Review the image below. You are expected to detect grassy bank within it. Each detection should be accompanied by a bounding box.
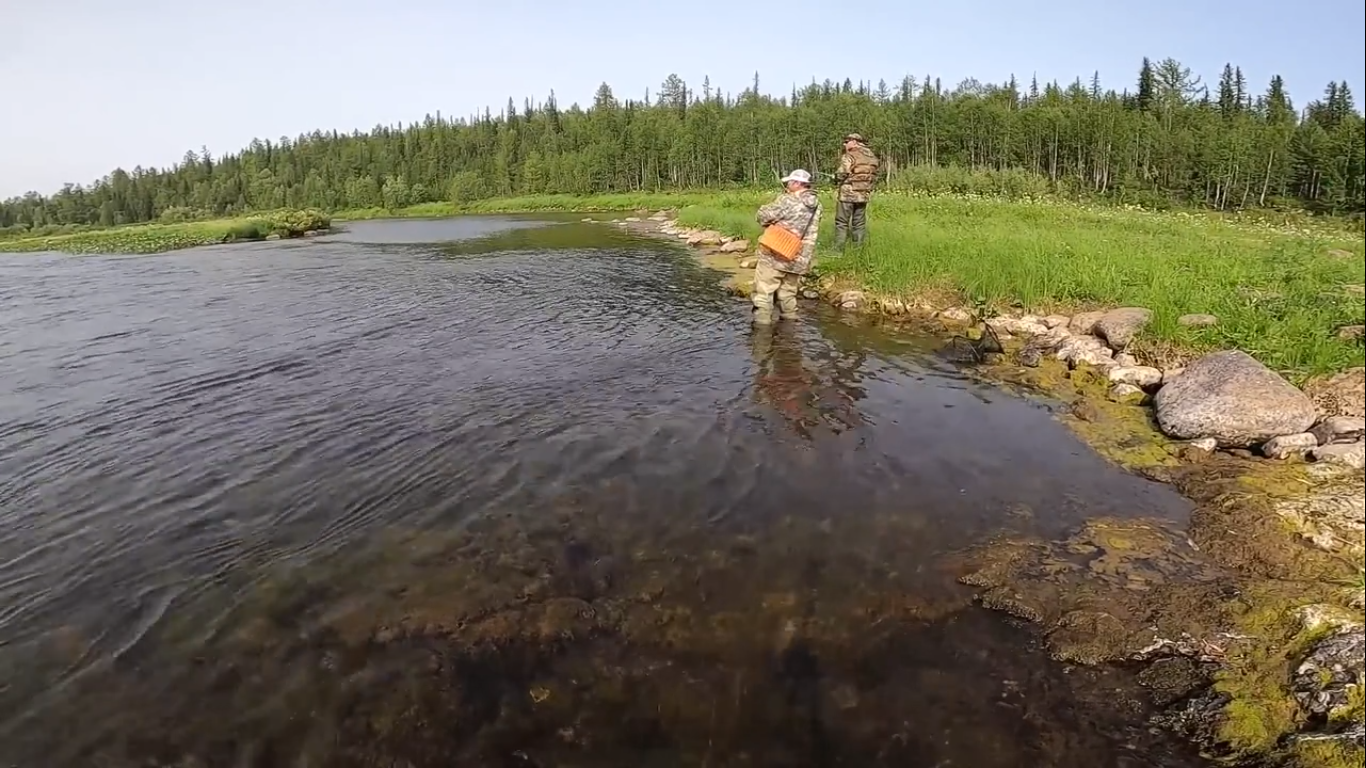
[663,191,1363,380]
[0,209,330,255]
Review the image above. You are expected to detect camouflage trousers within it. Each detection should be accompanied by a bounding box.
[751,260,802,322]
[834,201,868,248]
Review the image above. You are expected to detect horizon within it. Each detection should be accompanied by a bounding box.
[4,0,1363,200]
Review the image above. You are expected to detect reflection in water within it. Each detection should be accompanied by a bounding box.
[0,217,1206,767]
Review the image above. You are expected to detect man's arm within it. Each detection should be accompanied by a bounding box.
[834,152,852,183]
[756,194,785,225]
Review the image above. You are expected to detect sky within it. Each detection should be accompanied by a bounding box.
[2,0,1363,199]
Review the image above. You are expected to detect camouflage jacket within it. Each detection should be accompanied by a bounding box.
[835,145,880,203]
[755,188,822,275]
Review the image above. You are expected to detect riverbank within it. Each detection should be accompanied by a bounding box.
[0,209,331,255]
[613,208,1364,768]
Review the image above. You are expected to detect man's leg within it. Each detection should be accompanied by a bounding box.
[851,202,868,245]
[751,260,780,324]
[833,200,851,249]
[776,270,801,319]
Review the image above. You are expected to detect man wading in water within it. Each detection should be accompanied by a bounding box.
[833,133,879,248]
[751,169,822,325]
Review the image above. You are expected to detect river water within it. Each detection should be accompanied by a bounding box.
[0,216,1206,767]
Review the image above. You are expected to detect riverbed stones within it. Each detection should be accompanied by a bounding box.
[1303,367,1365,419]
[1055,335,1115,369]
[1153,350,1318,447]
[1178,314,1219,328]
[718,239,749,253]
[1113,352,1138,367]
[686,230,724,246]
[1068,310,1105,335]
[1093,307,1153,350]
[1108,365,1163,389]
[987,315,1050,337]
[1312,415,1366,446]
[1261,433,1318,459]
[1042,314,1070,329]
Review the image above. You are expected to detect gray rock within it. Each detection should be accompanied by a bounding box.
[1311,416,1366,445]
[719,239,749,253]
[1108,365,1163,388]
[1261,433,1318,459]
[1110,383,1146,403]
[648,211,670,221]
[988,315,1051,337]
[1114,352,1139,367]
[1019,347,1044,368]
[1042,314,1071,329]
[1178,313,1219,328]
[1309,440,1366,470]
[1302,368,1366,420]
[1153,350,1318,447]
[1055,335,1115,369]
[623,216,641,222]
[1093,307,1153,350]
[1292,626,1364,719]
[1162,367,1185,384]
[800,288,820,300]
[1068,310,1106,335]
[265,233,282,241]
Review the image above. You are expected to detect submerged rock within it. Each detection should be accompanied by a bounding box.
[1153,350,1318,447]
[836,290,866,310]
[1093,307,1153,350]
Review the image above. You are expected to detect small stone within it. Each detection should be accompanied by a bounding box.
[1110,383,1146,403]
[1309,440,1366,470]
[1338,324,1365,341]
[687,230,724,246]
[649,211,669,221]
[1311,415,1366,445]
[836,290,866,310]
[1043,315,1070,329]
[1108,365,1163,388]
[1019,348,1043,368]
[937,307,974,324]
[1093,307,1153,350]
[581,217,595,223]
[1190,438,1219,452]
[1069,310,1106,336]
[719,239,749,253]
[1178,314,1219,328]
[1261,433,1318,459]
[265,233,282,241]
[1055,335,1115,369]
[800,288,820,300]
[623,217,641,222]
[1114,352,1138,367]
[987,315,1050,337]
[738,257,757,269]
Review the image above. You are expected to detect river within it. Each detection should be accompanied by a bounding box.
[0,216,1207,767]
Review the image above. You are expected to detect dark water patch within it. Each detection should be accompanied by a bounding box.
[0,216,1203,766]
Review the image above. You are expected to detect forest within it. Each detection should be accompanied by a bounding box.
[2,57,1363,237]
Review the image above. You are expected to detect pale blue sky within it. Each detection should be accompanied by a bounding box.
[3,0,1362,198]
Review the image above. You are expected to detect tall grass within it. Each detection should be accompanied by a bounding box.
[676,192,1364,379]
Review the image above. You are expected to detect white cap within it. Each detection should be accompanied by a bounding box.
[780,169,812,184]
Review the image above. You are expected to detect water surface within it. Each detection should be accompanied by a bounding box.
[0,217,1204,766]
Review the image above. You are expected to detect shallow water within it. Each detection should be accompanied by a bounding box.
[0,216,1205,766]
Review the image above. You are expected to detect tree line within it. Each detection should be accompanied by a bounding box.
[2,57,1363,236]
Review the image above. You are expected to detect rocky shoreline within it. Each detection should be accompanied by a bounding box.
[606,210,1366,766]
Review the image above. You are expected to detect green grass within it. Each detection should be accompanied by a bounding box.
[668,191,1363,380]
[0,209,330,255]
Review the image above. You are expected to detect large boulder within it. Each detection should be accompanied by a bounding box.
[1093,307,1153,350]
[1153,350,1318,447]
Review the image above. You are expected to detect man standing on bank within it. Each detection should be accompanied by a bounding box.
[833,133,880,248]
[751,169,822,324]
